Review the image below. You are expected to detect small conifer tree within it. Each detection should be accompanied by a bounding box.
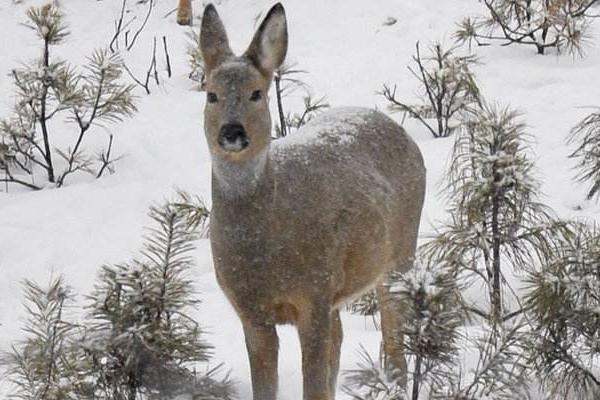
[390,261,462,399]
[343,258,530,400]
[525,222,600,398]
[3,194,233,400]
[381,42,481,138]
[423,104,561,322]
[456,0,599,56]
[343,257,463,400]
[1,277,82,400]
[80,195,230,400]
[0,5,136,190]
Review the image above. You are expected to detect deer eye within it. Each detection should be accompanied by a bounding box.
[207,92,218,104]
[249,90,262,102]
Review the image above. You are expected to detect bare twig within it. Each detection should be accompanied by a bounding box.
[123,37,159,94]
[96,134,119,179]
[152,37,159,85]
[163,36,172,78]
[164,7,178,18]
[127,0,154,51]
[109,0,127,53]
[0,167,42,190]
[381,84,438,138]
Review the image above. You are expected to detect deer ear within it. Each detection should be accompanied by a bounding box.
[200,4,233,72]
[244,3,288,76]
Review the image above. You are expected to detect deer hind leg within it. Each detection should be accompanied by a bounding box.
[243,321,279,400]
[376,281,407,384]
[377,216,421,384]
[328,309,343,398]
[298,302,335,400]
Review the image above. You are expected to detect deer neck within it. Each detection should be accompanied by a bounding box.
[211,148,274,204]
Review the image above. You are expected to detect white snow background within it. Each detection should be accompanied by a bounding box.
[0,0,599,399]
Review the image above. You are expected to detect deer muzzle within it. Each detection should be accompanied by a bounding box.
[218,123,250,152]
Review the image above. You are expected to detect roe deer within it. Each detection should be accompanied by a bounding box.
[200,3,426,400]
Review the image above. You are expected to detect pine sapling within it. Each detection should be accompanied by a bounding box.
[80,195,231,400]
[456,0,600,56]
[1,277,81,400]
[5,5,71,185]
[391,260,462,399]
[0,5,136,190]
[381,42,481,138]
[1,194,226,400]
[343,268,531,400]
[343,257,463,400]
[525,222,600,398]
[423,103,563,322]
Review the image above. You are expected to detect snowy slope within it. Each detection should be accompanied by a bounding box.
[1,0,599,399]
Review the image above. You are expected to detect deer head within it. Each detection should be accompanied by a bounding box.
[200,3,288,163]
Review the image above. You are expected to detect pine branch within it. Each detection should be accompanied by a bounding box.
[567,108,600,201]
[525,222,600,397]
[109,0,128,53]
[457,0,598,56]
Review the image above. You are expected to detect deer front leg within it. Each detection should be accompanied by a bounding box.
[243,321,279,400]
[298,303,335,400]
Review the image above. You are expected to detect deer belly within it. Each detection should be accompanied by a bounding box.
[334,237,392,307]
[213,259,305,320]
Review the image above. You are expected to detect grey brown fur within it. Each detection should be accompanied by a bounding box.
[200,4,426,400]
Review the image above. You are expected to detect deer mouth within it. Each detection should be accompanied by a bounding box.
[218,123,250,152]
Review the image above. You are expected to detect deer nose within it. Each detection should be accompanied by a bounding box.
[218,123,250,152]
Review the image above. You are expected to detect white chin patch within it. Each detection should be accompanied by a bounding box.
[222,137,248,152]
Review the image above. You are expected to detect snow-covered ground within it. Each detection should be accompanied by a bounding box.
[1,0,599,399]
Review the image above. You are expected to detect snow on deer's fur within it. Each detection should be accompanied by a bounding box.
[200,3,426,400]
